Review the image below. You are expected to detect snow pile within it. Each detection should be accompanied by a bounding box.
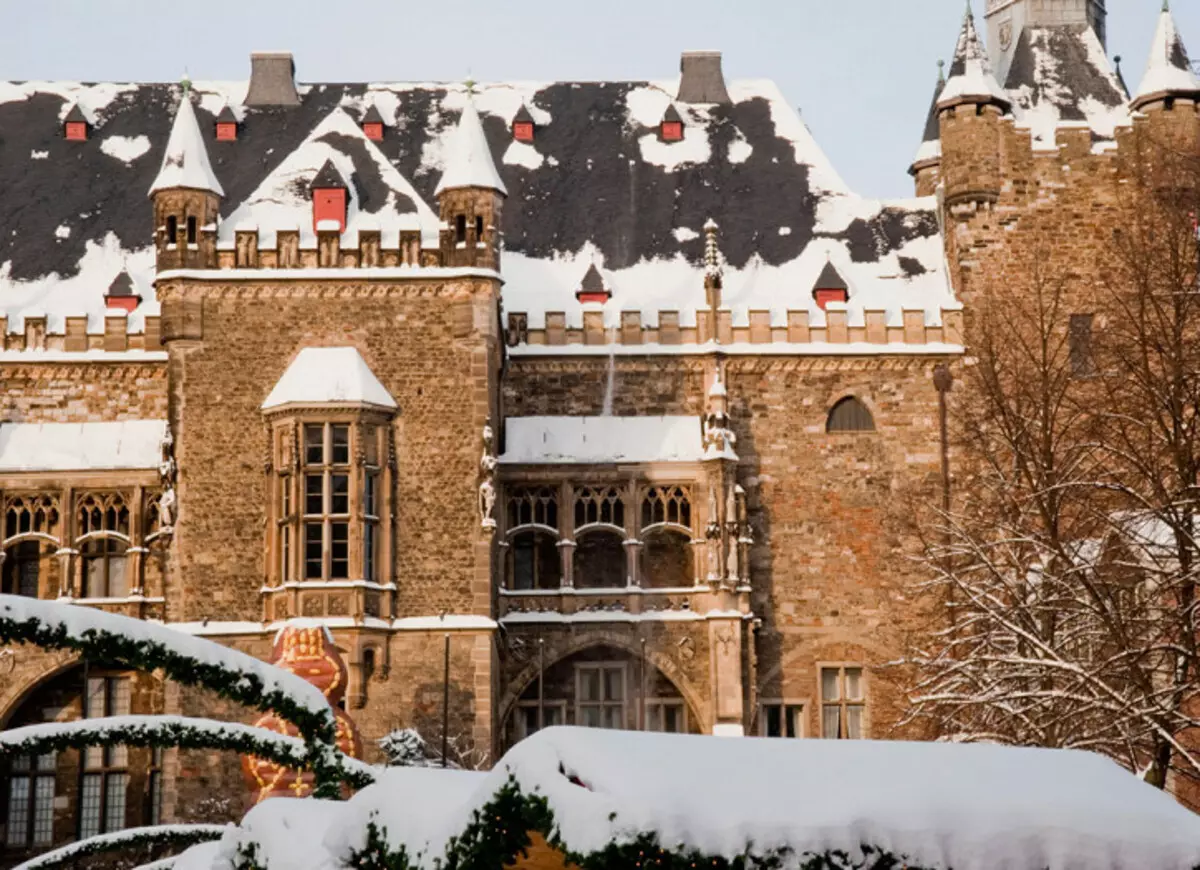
[1133,6,1200,106]
[100,134,152,164]
[261,347,397,411]
[13,824,225,870]
[219,107,438,251]
[500,416,708,464]
[148,94,223,197]
[0,420,166,472]
[434,98,507,196]
[171,728,1200,870]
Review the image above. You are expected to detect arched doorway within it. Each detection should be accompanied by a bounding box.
[502,644,700,748]
[0,666,163,862]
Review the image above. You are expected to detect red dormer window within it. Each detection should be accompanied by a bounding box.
[814,288,848,310]
[660,105,684,143]
[812,261,849,311]
[575,263,610,304]
[64,105,88,141]
[362,105,386,142]
[512,105,536,143]
[216,106,238,141]
[310,159,348,234]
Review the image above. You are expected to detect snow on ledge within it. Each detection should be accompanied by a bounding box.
[0,350,168,363]
[154,265,503,283]
[0,420,166,472]
[501,416,706,465]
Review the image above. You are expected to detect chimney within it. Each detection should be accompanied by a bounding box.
[677,51,731,105]
[246,52,300,107]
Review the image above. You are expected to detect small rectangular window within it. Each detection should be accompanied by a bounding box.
[304,523,323,580]
[1069,313,1095,375]
[455,214,467,244]
[304,425,324,465]
[475,216,484,239]
[330,425,350,465]
[186,216,197,245]
[821,666,865,739]
[330,522,349,579]
[330,474,349,515]
[165,215,177,242]
[761,702,805,738]
[363,523,376,583]
[281,526,292,583]
[305,475,324,516]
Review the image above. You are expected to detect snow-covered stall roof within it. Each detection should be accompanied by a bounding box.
[1132,5,1200,110]
[261,347,397,411]
[0,75,950,347]
[0,420,166,472]
[176,727,1200,870]
[500,416,707,465]
[1003,25,1131,151]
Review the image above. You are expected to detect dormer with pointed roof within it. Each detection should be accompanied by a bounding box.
[310,158,349,234]
[1131,2,1200,112]
[909,61,946,195]
[512,104,535,143]
[813,260,849,310]
[150,83,223,271]
[63,103,88,141]
[437,95,506,270]
[575,263,610,304]
[104,269,140,313]
[362,103,385,142]
[660,104,685,143]
[938,6,1011,114]
[216,104,239,142]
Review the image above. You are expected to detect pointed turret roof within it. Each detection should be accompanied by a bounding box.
[64,103,87,125]
[309,158,347,191]
[912,61,946,169]
[579,263,607,295]
[662,104,684,124]
[814,260,848,293]
[1132,3,1200,110]
[107,270,135,297]
[434,98,507,197]
[216,104,238,124]
[938,6,1011,112]
[362,103,385,126]
[148,92,224,197]
[513,104,535,126]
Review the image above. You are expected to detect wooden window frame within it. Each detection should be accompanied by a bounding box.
[513,700,567,741]
[302,422,353,582]
[644,698,688,733]
[575,662,627,729]
[818,664,866,739]
[758,699,807,738]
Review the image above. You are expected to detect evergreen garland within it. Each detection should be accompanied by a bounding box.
[11,824,225,870]
[0,596,348,798]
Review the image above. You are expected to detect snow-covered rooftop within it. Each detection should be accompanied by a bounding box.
[261,347,397,411]
[175,727,1200,870]
[148,93,223,197]
[1133,6,1200,109]
[939,9,1010,111]
[0,420,166,472]
[434,97,507,196]
[501,416,707,464]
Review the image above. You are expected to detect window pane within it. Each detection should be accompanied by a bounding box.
[109,678,131,716]
[364,475,378,516]
[304,523,323,580]
[604,667,623,702]
[662,704,684,733]
[519,706,538,738]
[150,772,163,826]
[305,475,324,516]
[846,706,863,740]
[281,527,292,582]
[330,523,349,579]
[364,427,379,466]
[822,705,842,739]
[579,705,601,728]
[330,474,349,515]
[603,705,624,729]
[79,773,102,838]
[17,549,38,598]
[765,704,782,737]
[104,772,128,832]
[281,478,292,516]
[546,706,563,727]
[86,678,105,718]
[107,554,128,598]
[787,705,804,739]
[845,668,863,701]
[35,753,55,772]
[304,425,324,465]
[32,776,55,846]
[363,524,376,583]
[579,669,600,702]
[11,755,31,773]
[6,776,30,846]
[512,541,534,590]
[821,668,840,702]
[330,426,350,465]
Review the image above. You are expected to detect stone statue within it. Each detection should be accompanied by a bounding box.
[158,487,177,530]
[479,479,496,529]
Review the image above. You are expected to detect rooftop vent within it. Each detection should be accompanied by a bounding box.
[245,52,300,108]
[677,51,731,105]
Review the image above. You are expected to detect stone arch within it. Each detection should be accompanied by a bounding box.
[825,395,876,433]
[0,650,81,728]
[499,630,709,735]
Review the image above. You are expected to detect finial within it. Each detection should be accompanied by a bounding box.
[704,219,722,278]
[181,68,192,95]
[937,59,945,83]
[1163,0,1169,12]
[464,73,477,96]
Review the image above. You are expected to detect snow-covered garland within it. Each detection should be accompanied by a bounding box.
[0,594,348,797]
[343,777,927,870]
[0,715,377,790]
[12,824,225,870]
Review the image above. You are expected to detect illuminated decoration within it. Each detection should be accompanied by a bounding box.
[243,623,364,802]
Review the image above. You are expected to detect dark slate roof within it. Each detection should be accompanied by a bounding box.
[922,65,946,144]
[662,103,684,124]
[579,263,607,293]
[1003,25,1128,147]
[362,104,385,126]
[512,104,534,126]
[217,104,238,124]
[309,158,347,191]
[106,270,135,297]
[64,103,87,125]
[813,260,848,292]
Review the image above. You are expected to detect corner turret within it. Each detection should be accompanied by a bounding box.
[436,92,506,270]
[149,78,223,271]
[1130,2,1200,113]
[938,4,1010,211]
[910,60,946,196]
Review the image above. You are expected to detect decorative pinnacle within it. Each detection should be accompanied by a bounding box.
[937,59,945,83]
[704,219,722,277]
[464,74,477,96]
[181,69,192,95]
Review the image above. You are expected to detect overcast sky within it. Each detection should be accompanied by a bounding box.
[2,0,1196,199]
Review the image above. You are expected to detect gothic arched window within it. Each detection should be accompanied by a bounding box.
[826,397,875,433]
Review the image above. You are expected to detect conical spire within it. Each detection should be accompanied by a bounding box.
[1131,3,1200,110]
[434,97,507,197]
[913,60,947,168]
[149,90,224,197]
[938,5,1011,112]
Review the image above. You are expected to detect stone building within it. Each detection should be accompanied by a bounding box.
[0,0,1197,860]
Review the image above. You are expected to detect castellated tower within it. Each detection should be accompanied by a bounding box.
[937,7,1011,211]
[437,97,506,270]
[148,82,222,271]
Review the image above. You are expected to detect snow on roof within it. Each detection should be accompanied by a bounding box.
[220,107,438,250]
[221,728,1200,870]
[939,9,1011,111]
[1004,25,1131,152]
[148,93,223,197]
[434,97,507,196]
[911,65,945,168]
[0,420,165,472]
[501,416,708,465]
[261,347,397,411]
[1132,6,1200,109]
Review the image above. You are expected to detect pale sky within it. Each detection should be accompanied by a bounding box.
[1,0,1196,199]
